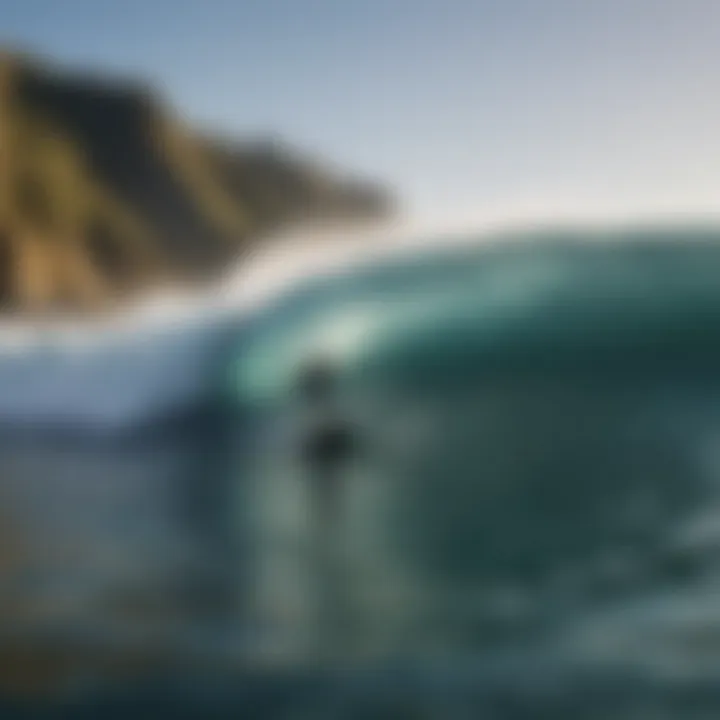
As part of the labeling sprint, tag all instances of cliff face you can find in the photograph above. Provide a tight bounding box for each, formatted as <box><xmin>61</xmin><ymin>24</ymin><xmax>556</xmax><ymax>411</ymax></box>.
<box><xmin>0</xmin><ymin>50</ymin><xmax>392</xmax><ymax>314</ymax></box>
<box><xmin>204</xmin><ymin>137</ymin><xmax>391</xmax><ymax>236</ymax></box>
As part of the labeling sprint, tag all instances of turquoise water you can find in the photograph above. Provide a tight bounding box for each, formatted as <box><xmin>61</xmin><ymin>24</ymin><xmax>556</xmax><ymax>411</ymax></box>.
<box><xmin>6</xmin><ymin>230</ymin><xmax>720</xmax><ymax>712</ymax></box>
<box><xmin>231</xmin><ymin>228</ymin><xmax>720</xmax><ymax>405</ymax></box>
<box><xmin>223</xmin><ymin>232</ymin><xmax>720</xmax><ymax>648</ymax></box>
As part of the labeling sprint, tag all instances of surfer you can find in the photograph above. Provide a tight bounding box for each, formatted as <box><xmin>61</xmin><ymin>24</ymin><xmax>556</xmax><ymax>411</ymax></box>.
<box><xmin>293</xmin><ymin>356</ymin><xmax>361</xmax><ymax>659</ymax></box>
<box><xmin>295</xmin><ymin>356</ymin><xmax>359</xmax><ymax>533</ymax></box>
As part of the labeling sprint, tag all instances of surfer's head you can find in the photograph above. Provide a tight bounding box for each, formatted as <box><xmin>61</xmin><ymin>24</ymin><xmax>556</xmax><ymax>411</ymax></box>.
<box><xmin>296</xmin><ymin>356</ymin><xmax>338</xmax><ymax>403</ymax></box>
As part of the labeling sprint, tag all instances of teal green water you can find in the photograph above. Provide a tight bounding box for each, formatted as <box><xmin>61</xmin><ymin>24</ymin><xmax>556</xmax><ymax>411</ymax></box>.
<box><xmin>4</xmin><ymin>231</ymin><xmax>720</xmax><ymax>710</ymax></box>
<box><xmin>0</xmin><ymin>230</ymin><xmax>715</xmax><ymax>712</ymax></box>
<box><xmin>230</xmin><ymin>228</ymin><xmax>720</xmax><ymax>406</ymax></box>
<box><xmin>223</xmin><ymin>229</ymin><xmax>720</xmax><ymax>648</ymax></box>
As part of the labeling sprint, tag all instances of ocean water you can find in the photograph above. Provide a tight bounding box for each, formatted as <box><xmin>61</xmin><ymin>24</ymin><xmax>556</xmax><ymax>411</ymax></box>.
<box><xmin>5</xmin><ymin>375</ymin><xmax>720</xmax><ymax>716</ymax></box>
<box><xmin>5</xmin><ymin>233</ymin><xmax>720</xmax><ymax>715</ymax></box>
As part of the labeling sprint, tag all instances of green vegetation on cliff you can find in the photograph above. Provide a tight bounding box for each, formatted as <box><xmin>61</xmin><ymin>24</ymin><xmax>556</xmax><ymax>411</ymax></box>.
<box><xmin>0</xmin><ymin>49</ymin><xmax>392</xmax><ymax>313</ymax></box>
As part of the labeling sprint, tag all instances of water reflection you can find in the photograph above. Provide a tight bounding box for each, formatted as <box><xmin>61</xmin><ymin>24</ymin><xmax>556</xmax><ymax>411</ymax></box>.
<box><xmin>2</xmin><ymin>377</ymin><xmax>720</xmax><ymax>713</ymax></box>
<box><xmin>239</xmin><ymin>368</ymin><xmax>720</xmax><ymax>665</ymax></box>
<box><xmin>225</xmin><ymin>366</ymin><xmax>720</xmax><ymax>718</ymax></box>
<box><xmin>0</xmin><ymin>418</ymin><xmax>242</xmax><ymax>671</ymax></box>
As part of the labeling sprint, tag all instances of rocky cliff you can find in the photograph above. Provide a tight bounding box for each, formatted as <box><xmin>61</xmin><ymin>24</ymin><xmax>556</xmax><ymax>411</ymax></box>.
<box><xmin>0</xmin><ymin>50</ymin><xmax>392</xmax><ymax>314</ymax></box>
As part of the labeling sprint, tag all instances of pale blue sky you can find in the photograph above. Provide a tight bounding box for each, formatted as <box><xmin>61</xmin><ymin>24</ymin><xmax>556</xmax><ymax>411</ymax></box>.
<box><xmin>3</xmin><ymin>0</ymin><xmax>720</xmax><ymax>230</ymax></box>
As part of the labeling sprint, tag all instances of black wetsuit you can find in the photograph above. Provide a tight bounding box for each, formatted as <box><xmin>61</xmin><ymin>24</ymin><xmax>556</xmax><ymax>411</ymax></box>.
<box><xmin>299</xmin><ymin>411</ymin><xmax>358</xmax><ymax>529</ymax></box>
